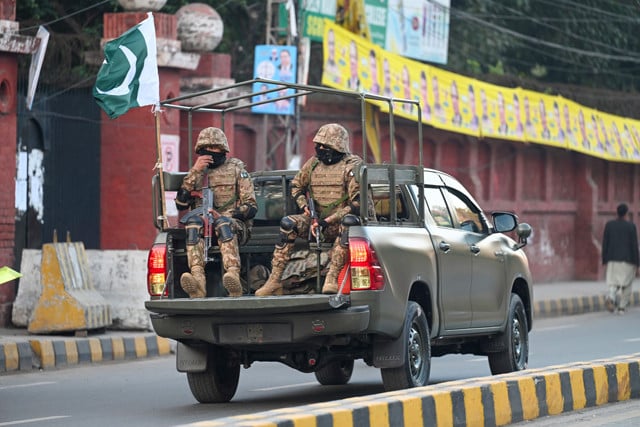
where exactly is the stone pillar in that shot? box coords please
[574,155,601,279]
[99,12,199,249]
[0,1,39,325]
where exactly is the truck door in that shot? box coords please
[424,187,472,330]
[440,188,507,328]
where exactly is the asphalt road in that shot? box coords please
[1,309,639,427]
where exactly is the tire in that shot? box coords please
[380,301,431,391]
[314,359,354,385]
[488,293,529,375]
[186,346,240,403]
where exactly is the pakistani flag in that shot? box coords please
[93,12,159,119]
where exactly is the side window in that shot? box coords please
[253,179,288,225]
[373,185,409,222]
[443,188,486,233]
[425,187,453,227]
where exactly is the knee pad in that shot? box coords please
[277,216,298,248]
[280,216,298,232]
[215,216,234,243]
[185,216,203,245]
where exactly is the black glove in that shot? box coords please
[318,219,329,229]
[175,188,193,211]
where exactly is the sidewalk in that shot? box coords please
[1,279,639,374]
[532,278,640,317]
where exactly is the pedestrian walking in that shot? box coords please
[602,203,639,314]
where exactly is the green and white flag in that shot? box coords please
[93,12,159,119]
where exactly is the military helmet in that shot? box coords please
[313,123,350,153]
[194,127,230,153]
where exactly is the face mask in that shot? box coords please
[315,145,344,165]
[200,150,227,169]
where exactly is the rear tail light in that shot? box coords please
[348,237,385,291]
[147,243,167,297]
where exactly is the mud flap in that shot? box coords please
[372,333,406,369]
[176,342,207,373]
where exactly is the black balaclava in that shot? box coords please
[315,144,345,165]
[198,149,227,169]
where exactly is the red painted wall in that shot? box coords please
[99,13,181,249]
[0,55,18,324]
[227,102,639,284]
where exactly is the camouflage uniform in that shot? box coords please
[256,123,362,296]
[176,127,257,298]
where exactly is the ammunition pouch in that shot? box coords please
[215,216,234,243]
[185,216,203,245]
[339,226,349,247]
[234,219,251,246]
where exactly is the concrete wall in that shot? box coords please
[12,249,151,331]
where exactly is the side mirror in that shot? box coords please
[492,212,517,233]
[514,223,532,249]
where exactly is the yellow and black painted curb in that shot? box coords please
[186,354,640,427]
[534,291,640,318]
[0,334,172,373]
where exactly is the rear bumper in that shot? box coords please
[149,304,371,345]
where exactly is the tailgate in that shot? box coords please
[145,294,342,316]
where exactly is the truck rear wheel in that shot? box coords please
[380,301,431,391]
[488,293,529,375]
[186,346,240,403]
[314,359,354,385]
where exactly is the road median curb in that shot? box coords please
[182,354,640,427]
[0,334,172,373]
[534,291,640,318]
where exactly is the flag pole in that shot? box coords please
[154,107,169,230]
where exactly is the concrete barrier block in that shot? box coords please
[11,249,41,327]
[12,249,152,331]
[28,243,112,334]
[86,250,151,330]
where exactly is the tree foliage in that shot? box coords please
[447,0,640,92]
[15,0,640,115]
[16,0,266,87]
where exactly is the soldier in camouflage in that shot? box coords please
[175,127,257,298]
[255,123,363,296]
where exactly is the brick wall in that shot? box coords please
[0,54,17,324]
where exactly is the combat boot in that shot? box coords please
[255,261,286,296]
[181,244,206,298]
[321,267,339,294]
[223,268,243,297]
[322,245,348,294]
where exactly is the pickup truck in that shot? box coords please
[146,159,533,403]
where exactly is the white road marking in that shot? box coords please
[0,416,70,426]
[251,381,317,392]
[535,324,577,332]
[0,381,56,390]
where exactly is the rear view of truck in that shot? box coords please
[145,80,533,403]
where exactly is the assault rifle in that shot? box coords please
[307,196,321,246]
[179,185,219,262]
[307,195,323,293]
[201,186,220,262]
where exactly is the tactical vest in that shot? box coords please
[309,159,349,217]
[206,160,240,213]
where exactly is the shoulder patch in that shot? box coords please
[240,170,249,179]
